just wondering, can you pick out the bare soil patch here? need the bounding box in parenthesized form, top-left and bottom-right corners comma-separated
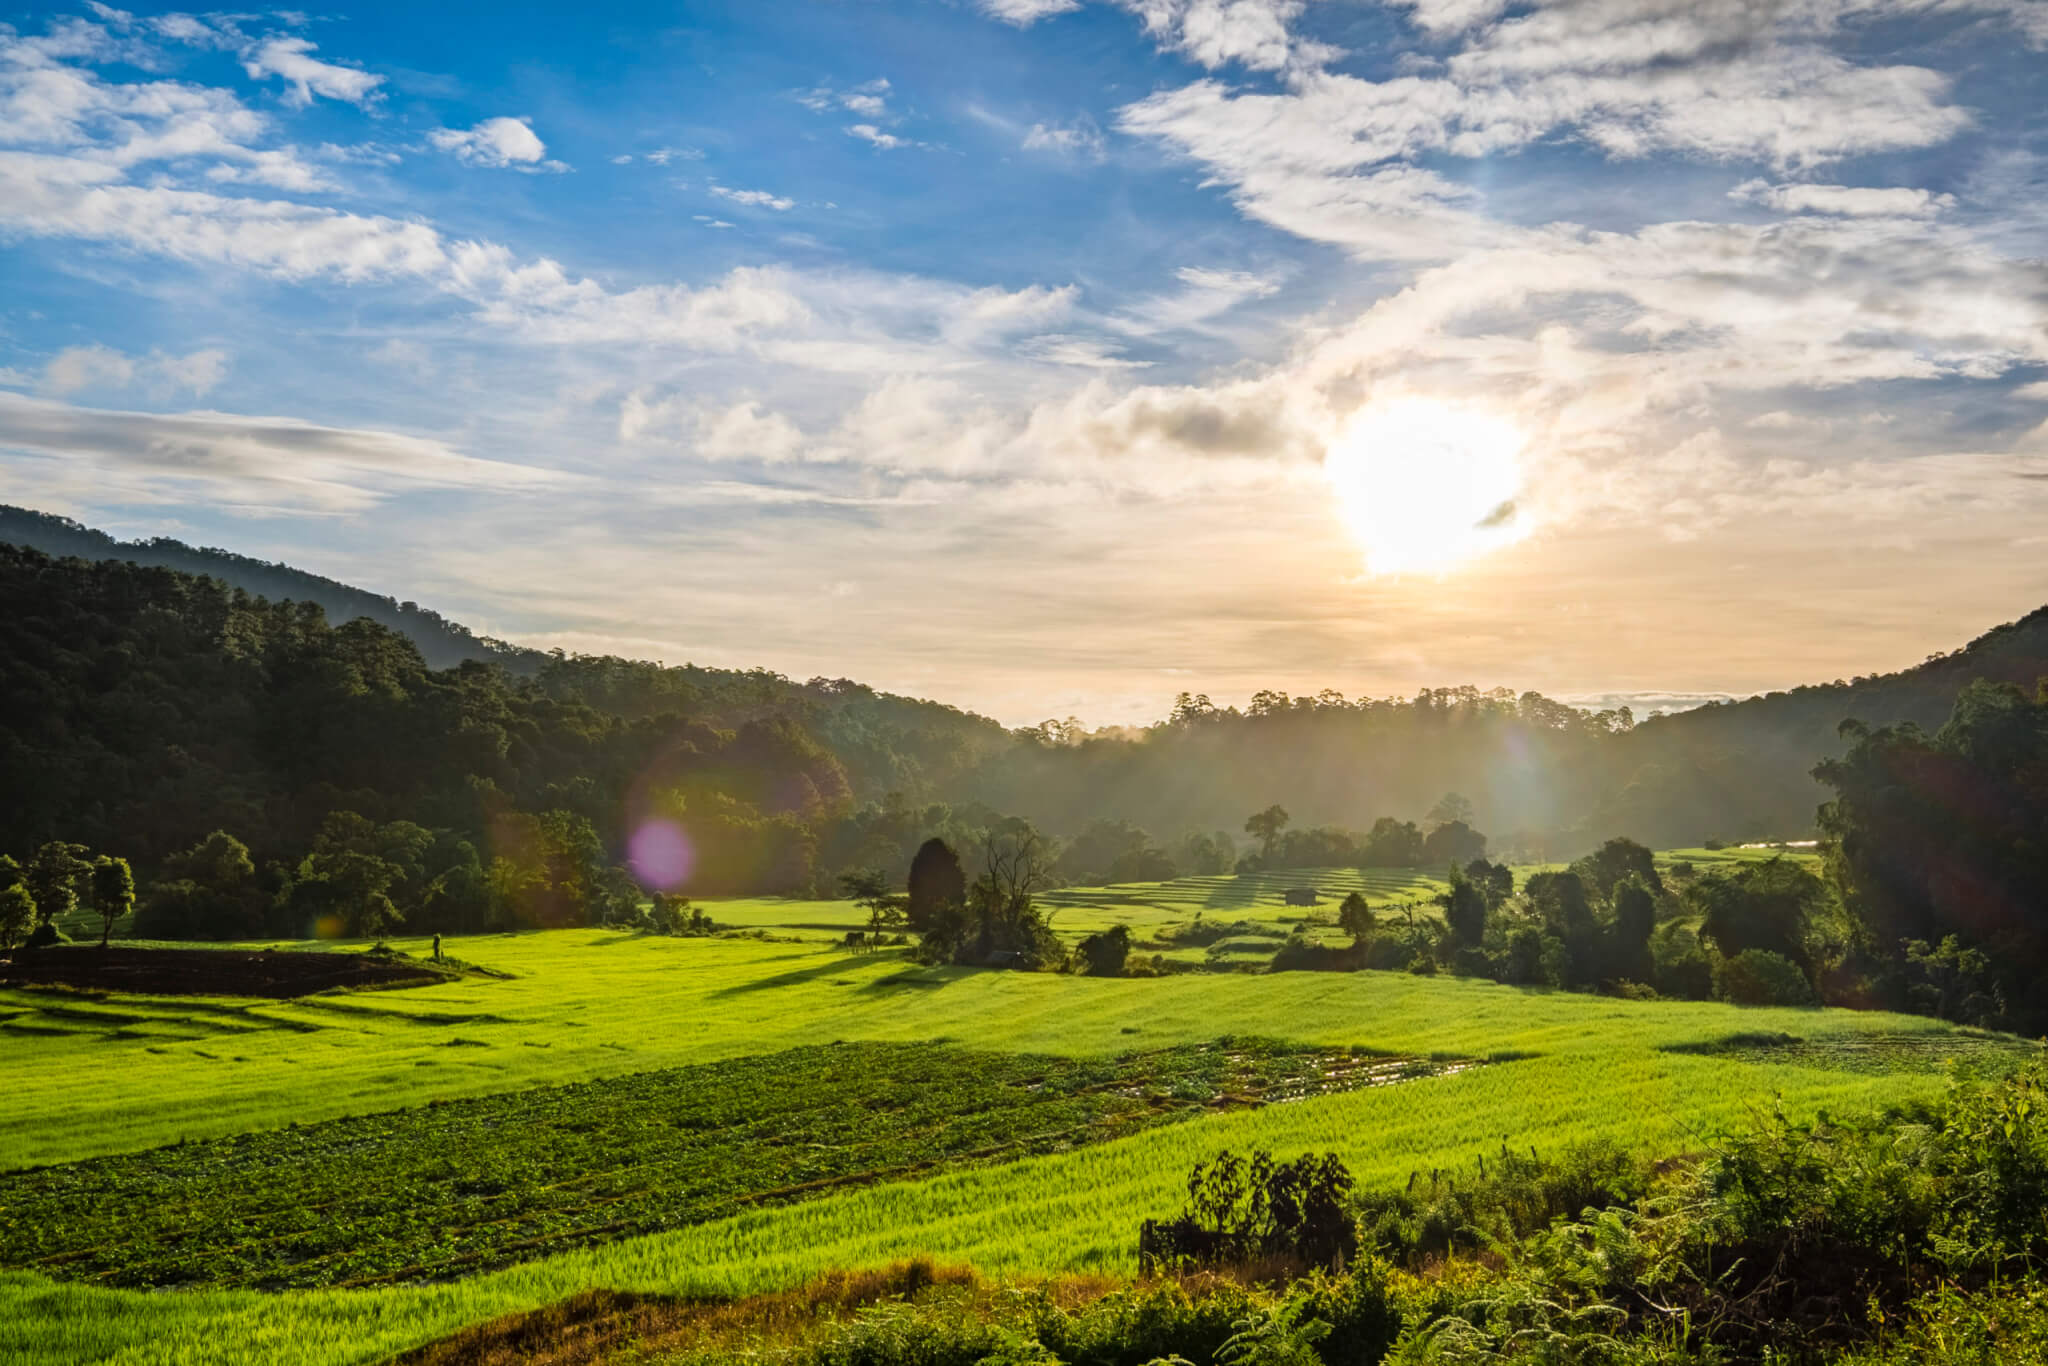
(0, 945, 451, 998)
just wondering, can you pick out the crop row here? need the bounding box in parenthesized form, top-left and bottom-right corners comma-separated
(0, 1038, 1471, 1291)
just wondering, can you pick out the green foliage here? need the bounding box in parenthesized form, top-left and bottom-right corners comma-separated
(1245, 806, 1292, 864)
(1569, 839, 1663, 901)
(1439, 873, 1487, 949)
(1077, 924, 1133, 977)
(23, 841, 91, 927)
(907, 837, 967, 934)
(1140, 1150, 1359, 1273)
(1421, 821, 1487, 869)
(1715, 949, 1818, 1006)
(89, 855, 134, 946)
(133, 830, 266, 939)
(1688, 857, 1823, 974)
(0, 883, 34, 952)
(1817, 680, 2048, 1028)
(1338, 891, 1376, 940)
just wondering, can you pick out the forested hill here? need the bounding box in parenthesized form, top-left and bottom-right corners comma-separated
(0, 505, 540, 672)
(0, 543, 1012, 893)
(5, 505, 2044, 876)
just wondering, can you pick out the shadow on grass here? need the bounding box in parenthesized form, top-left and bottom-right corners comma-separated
(860, 963, 972, 994)
(711, 950, 902, 997)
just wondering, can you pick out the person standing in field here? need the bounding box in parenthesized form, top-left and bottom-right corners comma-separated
(432, 933, 442, 961)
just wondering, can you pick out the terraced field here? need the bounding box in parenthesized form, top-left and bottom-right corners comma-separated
(0, 847, 1962, 1366)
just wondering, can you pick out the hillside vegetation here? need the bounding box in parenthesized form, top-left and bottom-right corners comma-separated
(7, 507, 2047, 868)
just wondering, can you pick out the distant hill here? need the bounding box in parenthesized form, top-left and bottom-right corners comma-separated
(1598, 606, 2048, 845)
(0, 506, 543, 672)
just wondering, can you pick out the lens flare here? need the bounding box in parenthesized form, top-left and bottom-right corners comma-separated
(1323, 397, 1529, 575)
(628, 819, 694, 890)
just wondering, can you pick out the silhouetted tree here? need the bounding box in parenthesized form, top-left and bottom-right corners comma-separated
(1817, 681, 2048, 1025)
(24, 841, 91, 932)
(1689, 858, 1821, 975)
(1422, 819, 1487, 867)
(840, 868, 907, 935)
(1361, 817, 1425, 867)
(1426, 792, 1476, 829)
(135, 830, 266, 940)
(90, 856, 134, 947)
(1570, 837, 1663, 901)
(1338, 890, 1376, 940)
(1076, 924, 1131, 977)
(1609, 878, 1656, 984)
(1440, 870, 1488, 948)
(906, 837, 966, 933)
(1464, 858, 1514, 909)
(1244, 805, 1291, 864)
(0, 883, 33, 953)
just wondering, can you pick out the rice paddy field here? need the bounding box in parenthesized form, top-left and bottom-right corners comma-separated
(0, 848, 1950, 1366)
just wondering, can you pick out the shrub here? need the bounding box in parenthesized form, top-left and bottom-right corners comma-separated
(23, 919, 69, 949)
(1076, 925, 1133, 977)
(1716, 949, 1817, 1006)
(1140, 1150, 1358, 1273)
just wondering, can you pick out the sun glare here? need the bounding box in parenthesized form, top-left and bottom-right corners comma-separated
(1322, 397, 1529, 576)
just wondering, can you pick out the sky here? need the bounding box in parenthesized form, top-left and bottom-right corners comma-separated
(1, 0, 2045, 727)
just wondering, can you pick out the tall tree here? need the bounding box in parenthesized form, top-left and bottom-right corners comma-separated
(90, 856, 134, 948)
(906, 837, 966, 934)
(0, 884, 33, 954)
(1439, 870, 1488, 948)
(24, 841, 92, 932)
(1570, 837, 1663, 901)
(1243, 805, 1291, 864)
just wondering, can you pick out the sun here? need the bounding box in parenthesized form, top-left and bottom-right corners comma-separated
(1321, 397, 1529, 575)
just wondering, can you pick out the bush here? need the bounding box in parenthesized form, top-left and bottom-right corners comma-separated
(1140, 1150, 1358, 1273)
(1075, 925, 1132, 977)
(1716, 948, 1817, 1006)
(24, 920, 69, 949)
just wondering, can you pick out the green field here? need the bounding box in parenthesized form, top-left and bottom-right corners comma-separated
(0, 880, 2004, 1366)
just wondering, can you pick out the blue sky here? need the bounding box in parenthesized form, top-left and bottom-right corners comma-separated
(2, 0, 2046, 724)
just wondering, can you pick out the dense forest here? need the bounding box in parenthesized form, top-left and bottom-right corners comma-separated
(3, 509, 2045, 931)
(10, 507, 2046, 861)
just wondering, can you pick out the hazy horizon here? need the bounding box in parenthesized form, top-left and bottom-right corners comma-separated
(3, 0, 2046, 728)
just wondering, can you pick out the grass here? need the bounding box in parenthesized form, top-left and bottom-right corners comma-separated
(0, 1038, 1464, 1289)
(0, 856, 1989, 1366)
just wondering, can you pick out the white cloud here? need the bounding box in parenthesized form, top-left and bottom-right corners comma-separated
(709, 184, 796, 211)
(847, 124, 906, 149)
(429, 117, 562, 171)
(1730, 178, 1955, 217)
(1018, 334, 1152, 368)
(42, 345, 133, 395)
(0, 150, 451, 281)
(150, 347, 229, 396)
(38, 344, 229, 398)
(978, 0, 1083, 22)
(1022, 117, 1106, 159)
(1125, 0, 1341, 73)
(0, 391, 567, 514)
(695, 400, 808, 462)
(240, 36, 382, 109)
(205, 146, 338, 192)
